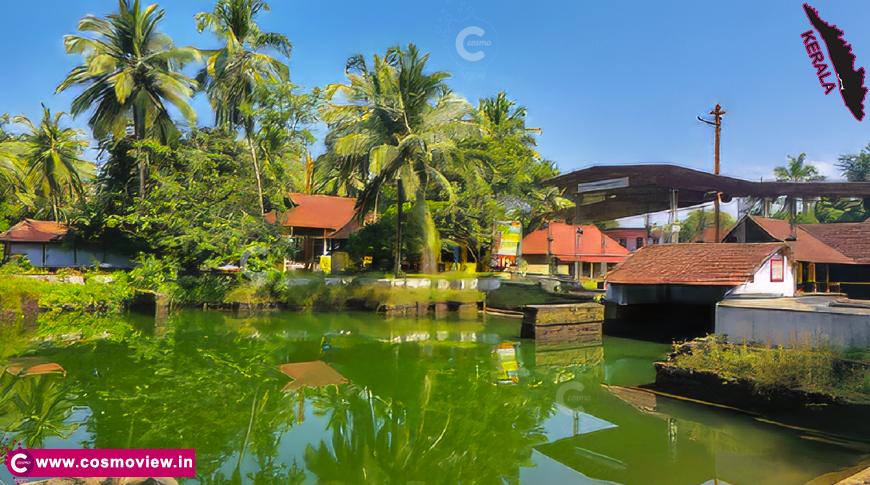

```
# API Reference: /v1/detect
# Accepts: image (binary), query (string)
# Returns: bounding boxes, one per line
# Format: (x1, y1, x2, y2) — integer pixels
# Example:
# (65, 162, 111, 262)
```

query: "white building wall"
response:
(7, 242, 132, 268)
(729, 253, 795, 297)
(8, 243, 44, 266)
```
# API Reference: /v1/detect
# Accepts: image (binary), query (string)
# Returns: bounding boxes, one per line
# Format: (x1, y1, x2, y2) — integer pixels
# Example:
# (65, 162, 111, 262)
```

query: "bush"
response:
(169, 274, 235, 305)
(122, 254, 179, 292)
(673, 335, 870, 401)
(0, 255, 44, 275)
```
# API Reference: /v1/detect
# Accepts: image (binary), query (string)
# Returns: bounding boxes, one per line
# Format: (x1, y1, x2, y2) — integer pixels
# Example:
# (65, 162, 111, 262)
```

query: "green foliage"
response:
(436, 92, 568, 267)
(0, 255, 43, 275)
(13, 106, 94, 222)
(106, 129, 290, 271)
(773, 153, 825, 182)
(679, 209, 735, 242)
(321, 43, 476, 273)
(195, 0, 292, 130)
(814, 197, 870, 223)
(0, 275, 136, 340)
(251, 81, 321, 193)
(673, 336, 870, 401)
(122, 254, 179, 292)
(57, 0, 198, 143)
(169, 274, 234, 305)
(837, 143, 870, 182)
(346, 203, 422, 271)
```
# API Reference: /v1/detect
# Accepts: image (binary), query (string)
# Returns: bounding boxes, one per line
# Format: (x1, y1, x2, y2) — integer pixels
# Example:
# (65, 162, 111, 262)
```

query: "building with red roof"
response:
(266, 193, 363, 270)
(521, 222, 630, 278)
(606, 242, 794, 305)
(724, 215, 870, 298)
(0, 219, 131, 268)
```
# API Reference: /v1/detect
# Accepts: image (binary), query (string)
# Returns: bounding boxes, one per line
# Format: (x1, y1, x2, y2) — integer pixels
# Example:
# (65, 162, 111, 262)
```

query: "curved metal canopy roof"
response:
(547, 164, 870, 222)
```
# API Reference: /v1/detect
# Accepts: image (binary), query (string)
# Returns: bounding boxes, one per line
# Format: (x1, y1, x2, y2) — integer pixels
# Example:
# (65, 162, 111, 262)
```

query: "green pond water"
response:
(1, 310, 869, 485)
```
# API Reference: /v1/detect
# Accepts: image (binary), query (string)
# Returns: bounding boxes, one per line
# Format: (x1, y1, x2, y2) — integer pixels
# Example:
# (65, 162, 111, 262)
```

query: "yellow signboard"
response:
(319, 256, 331, 274)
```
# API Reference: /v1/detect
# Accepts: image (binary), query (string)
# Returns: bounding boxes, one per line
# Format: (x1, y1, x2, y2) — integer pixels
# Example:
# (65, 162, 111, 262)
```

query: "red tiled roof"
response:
(748, 216, 793, 239)
(0, 219, 69, 243)
(689, 226, 732, 243)
(279, 193, 357, 231)
(522, 222, 630, 263)
(749, 217, 855, 264)
(606, 242, 787, 285)
(328, 218, 361, 240)
(800, 222, 870, 264)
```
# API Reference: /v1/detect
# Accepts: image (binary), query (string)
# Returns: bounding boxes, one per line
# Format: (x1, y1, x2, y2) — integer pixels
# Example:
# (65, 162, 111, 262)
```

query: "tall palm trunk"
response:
(412, 183, 440, 273)
(246, 133, 265, 214)
(52, 194, 59, 223)
(133, 107, 146, 199)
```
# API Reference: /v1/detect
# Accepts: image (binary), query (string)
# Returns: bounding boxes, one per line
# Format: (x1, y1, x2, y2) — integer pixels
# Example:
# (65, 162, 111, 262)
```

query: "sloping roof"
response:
(522, 222, 630, 263)
(279, 361, 350, 391)
(328, 218, 361, 240)
(689, 226, 732, 243)
(0, 219, 69, 243)
(606, 243, 787, 285)
(748, 217, 855, 264)
(279, 193, 358, 231)
(800, 222, 870, 263)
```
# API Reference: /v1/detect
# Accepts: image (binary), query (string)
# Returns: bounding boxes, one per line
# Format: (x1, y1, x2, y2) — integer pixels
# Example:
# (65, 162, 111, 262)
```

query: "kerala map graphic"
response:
(803, 3, 867, 121)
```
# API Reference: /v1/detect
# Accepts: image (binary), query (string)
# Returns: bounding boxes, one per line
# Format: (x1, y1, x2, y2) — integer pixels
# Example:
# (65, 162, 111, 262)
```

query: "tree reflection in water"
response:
(0, 372, 81, 449)
(0, 311, 584, 485)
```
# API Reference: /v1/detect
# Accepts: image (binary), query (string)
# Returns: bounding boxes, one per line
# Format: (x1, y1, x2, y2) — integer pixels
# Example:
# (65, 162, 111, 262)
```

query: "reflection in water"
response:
(0, 310, 867, 485)
(0, 371, 80, 449)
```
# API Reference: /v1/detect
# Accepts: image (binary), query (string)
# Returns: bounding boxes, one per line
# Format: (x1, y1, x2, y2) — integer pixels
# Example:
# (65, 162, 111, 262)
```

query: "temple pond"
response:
(1, 310, 868, 485)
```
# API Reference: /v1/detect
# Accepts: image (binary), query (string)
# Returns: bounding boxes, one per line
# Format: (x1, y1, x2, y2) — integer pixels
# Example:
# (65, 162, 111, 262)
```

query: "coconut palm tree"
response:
(0, 115, 26, 197)
(322, 44, 477, 273)
(15, 106, 94, 222)
(773, 153, 825, 182)
(195, 0, 292, 214)
(56, 0, 199, 198)
(772, 153, 826, 222)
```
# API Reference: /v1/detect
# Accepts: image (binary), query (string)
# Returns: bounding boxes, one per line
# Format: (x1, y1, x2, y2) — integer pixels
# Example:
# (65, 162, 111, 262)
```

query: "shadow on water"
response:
(604, 302, 717, 343)
(0, 309, 868, 485)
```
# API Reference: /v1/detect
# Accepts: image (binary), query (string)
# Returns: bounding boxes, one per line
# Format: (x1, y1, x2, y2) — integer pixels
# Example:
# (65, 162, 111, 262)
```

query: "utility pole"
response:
(395, 179, 404, 276)
(698, 104, 726, 242)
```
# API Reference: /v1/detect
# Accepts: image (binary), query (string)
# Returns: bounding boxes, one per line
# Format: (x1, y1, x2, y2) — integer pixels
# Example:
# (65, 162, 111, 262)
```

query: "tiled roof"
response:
(0, 219, 69, 243)
(328, 218, 361, 240)
(749, 217, 855, 264)
(279, 193, 358, 231)
(689, 226, 732, 243)
(522, 222, 630, 263)
(606, 242, 786, 285)
(800, 222, 870, 263)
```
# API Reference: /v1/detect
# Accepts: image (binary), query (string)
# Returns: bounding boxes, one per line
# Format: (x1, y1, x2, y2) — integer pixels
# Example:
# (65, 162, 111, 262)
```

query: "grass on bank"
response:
(672, 335, 870, 402)
(0, 276, 137, 340)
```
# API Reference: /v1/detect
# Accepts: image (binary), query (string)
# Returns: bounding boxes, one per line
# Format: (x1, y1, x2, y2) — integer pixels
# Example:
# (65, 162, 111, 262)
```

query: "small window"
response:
(617, 238, 627, 248)
(770, 255, 784, 282)
(636, 237, 644, 249)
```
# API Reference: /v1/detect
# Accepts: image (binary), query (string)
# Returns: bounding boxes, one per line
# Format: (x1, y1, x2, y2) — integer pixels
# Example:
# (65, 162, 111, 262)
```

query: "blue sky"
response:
(3, 0, 870, 189)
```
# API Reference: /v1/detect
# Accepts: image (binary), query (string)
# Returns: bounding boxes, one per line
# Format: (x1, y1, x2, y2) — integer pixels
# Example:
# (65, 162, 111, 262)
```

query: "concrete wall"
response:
(730, 254, 795, 297)
(716, 304, 870, 348)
